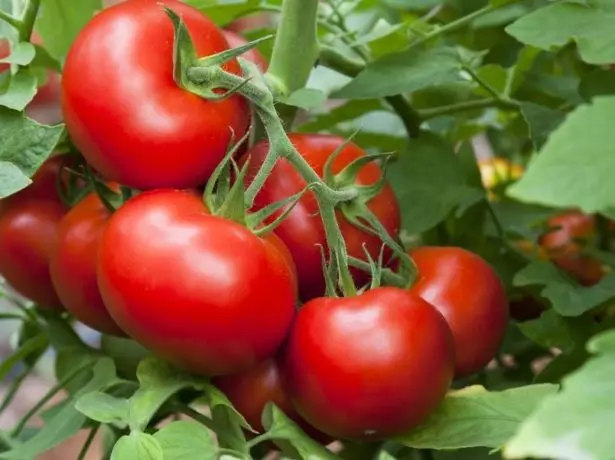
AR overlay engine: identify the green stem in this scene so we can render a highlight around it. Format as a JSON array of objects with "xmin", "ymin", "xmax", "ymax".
[
  {"xmin": 419, "ymin": 98, "xmax": 519, "ymax": 120},
  {"xmin": 264, "ymin": 0, "xmax": 319, "ymax": 126},
  {"xmin": 11, "ymin": 361, "xmax": 92, "ymax": 437},
  {"xmin": 77, "ymin": 424, "xmax": 100, "ymax": 460},
  {"xmin": 18, "ymin": 0, "xmax": 40, "ymax": 42},
  {"xmin": 408, "ymin": 1, "xmax": 522, "ymax": 49},
  {"xmin": 463, "ymin": 64, "xmax": 503, "ymax": 101},
  {"xmin": 0, "ymin": 9, "xmax": 20, "ymax": 30},
  {"xmin": 0, "ymin": 361, "xmax": 37, "ymax": 418}
]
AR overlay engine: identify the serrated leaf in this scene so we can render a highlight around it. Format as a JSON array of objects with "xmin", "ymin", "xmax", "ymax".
[
  {"xmin": 0, "ymin": 42, "xmax": 35, "ymax": 66},
  {"xmin": 0, "ymin": 107, "xmax": 64, "ymax": 198},
  {"xmin": 128, "ymin": 357, "xmax": 205, "ymax": 431},
  {"xmin": 35, "ymin": 0, "xmax": 102, "ymax": 60},
  {"xmin": 396, "ymin": 384, "xmax": 558, "ymax": 450},
  {"xmin": 278, "ymin": 88, "xmax": 326, "ymax": 110},
  {"xmin": 76, "ymin": 391, "xmax": 130, "ymax": 426},
  {"xmin": 153, "ymin": 421, "xmax": 216, "ymax": 460},
  {"xmin": 507, "ymin": 96, "xmax": 615, "ymax": 214},
  {"xmin": 262, "ymin": 404, "xmax": 338, "ymax": 460},
  {"xmin": 111, "ymin": 432, "xmax": 163, "ymax": 460},
  {"xmin": 504, "ymin": 330, "xmax": 615, "ymax": 460},
  {"xmin": 513, "ymin": 261, "xmax": 615, "ymax": 316},
  {"xmin": 505, "ymin": 0, "xmax": 615, "ymax": 65},
  {"xmin": 0, "ymin": 359, "xmax": 119, "ymax": 460},
  {"xmin": 332, "ymin": 47, "xmax": 462, "ymax": 99},
  {"xmin": 519, "ymin": 102, "xmax": 566, "ymax": 150},
  {"xmin": 0, "ymin": 70, "xmax": 37, "ymax": 110},
  {"xmin": 387, "ymin": 132, "xmax": 484, "ymax": 234}
]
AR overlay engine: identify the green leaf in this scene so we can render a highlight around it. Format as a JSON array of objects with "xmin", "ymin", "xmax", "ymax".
[
  {"xmin": 0, "ymin": 359, "xmax": 119, "ymax": 460},
  {"xmin": 0, "ymin": 71, "xmax": 37, "ymax": 110},
  {"xmin": 505, "ymin": 0, "xmax": 615, "ymax": 65},
  {"xmin": 0, "ymin": 108, "xmax": 64, "ymax": 198},
  {"xmin": 75, "ymin": 391, "xmax": 130, "ymax": 426},
  {"xmin": 332, "ymin": 47, "xmax": 462, "ymax": 100},
  {"xmin": 395, "ymin": 384, "xmax": 558, "ymax": 450},
  {"xmin": 519, "ymin": 102, "xmax": 566, "ymax": 150},
  {"xmin": 128, "ymin": 357, "xmax": 205, "ymax": 431},
  {"xmin": 579, "ymin": 69, "xmax": 615, "ymax": 100},
  {"xmin": 298, "ymin": 100, "xmax": 385, "ymax": 132},
  {"xmin": 514, "ymin": 261, "xmax": 615, "ymax": 317},
  {"xmin": 518, "ymin": 310, "xmax": 596, "ymax": 352},
  {"xmin": 0, "ymin": 42, "xmax": 35, "ymax": 65},
  {"xmin": 111, "ymin": 432, "xmax": 163, "ymax": 460},
  {"xmin": 184, "ymin": 0, "xmax": 259, "ymax": 26},
  {"xmin": 278, "ymin": 88, "xmax": 327, "ymax": 110},
  {"xmin": 262, "ymin": 403, "xmax": 338, "ymax": 460},
  {"xmin": 387, "ymin": 132, "xmax": 484, "ymax": 234},
  {"xmin": 507, "ymin": 96, "xmax": 615, "ymax": 214},
  {"xmin": 504, "ymin": 330, "xmax": 615, "ymax": 460},
  {"xmin": 35, "ymin": 0, "xmax": 102, "ymax": 60},
  {"xmin": 153, "ymin": 420, "xmax": 216, "ymax": 460}
]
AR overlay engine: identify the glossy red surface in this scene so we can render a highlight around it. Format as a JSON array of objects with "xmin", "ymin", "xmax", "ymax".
[
  {"xmin": 282, "ymin": 287, "xmax": 454, "ymax": 440},
  {"xmin": 97, "ymin": 189, "xmax": 296, "ymax": 376},
  {"xmin": 62, "ymin": 0, "xmax": 250, "ymax": 189}
]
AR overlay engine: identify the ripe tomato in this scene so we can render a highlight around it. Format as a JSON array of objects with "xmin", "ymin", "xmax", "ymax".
[
  {"xmin": 241, "ymin": 133, "xmax": 401, "ymax": 301},
  {"xmin": 282, "ymin": 287, "xmax": 454, "ymax": 440},
  {"xmin": 50, "ymin": 191, "xmax": 124, "ymax": 336},
  {"xmin": 62, "ymin": 0, "xmax": 250, "ymax": 190},
  {"xmin": 213, "ymin": 358, "xmax": 330, "ymax": 443},
  {"xmin": 539, "ymin": 211, "xmax": 604, "ymax": 286},
  {"xmin": 408, "ymin": 246, "xmax": 509, "ymax": 378},
  {"xmin": 0, "ymin": 198, "xmax": 65, "ymax": 309},
  {"xmin": 222, "ymin": 30, "xmax": 268, "ymax": 71},
  {"xmin": 97, "ymin": 189, "xmax": 296, "ymax": 376}
]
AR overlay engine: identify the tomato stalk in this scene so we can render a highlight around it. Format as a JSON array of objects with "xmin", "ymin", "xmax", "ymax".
[{"xmin": 17, "ymin": 0, "xmax": 40, "ymax": 42}]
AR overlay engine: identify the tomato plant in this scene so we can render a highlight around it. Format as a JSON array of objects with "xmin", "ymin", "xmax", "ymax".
[
  {"xmin": 241, "ymin": 133, "xmax": 400, "ymax": 301},
  {"xmin": 97, "ymin": 189, "xmax": 296, "ymax": 376},
  {"xmin": 61, "ymin": 0, "xmax": 250, "ymax": 190},
  {"xmin": 2, "ymin": 0, "xmax": 615, "ymax": 459},
  {"xmin": 282, "ymin": 287, "xmax": 454, "ymax": 440}
]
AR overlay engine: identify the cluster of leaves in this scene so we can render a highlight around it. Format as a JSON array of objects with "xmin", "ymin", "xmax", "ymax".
[{"xmin": 2, "ymin": 0, "xmax": 615, "ymax": 459}]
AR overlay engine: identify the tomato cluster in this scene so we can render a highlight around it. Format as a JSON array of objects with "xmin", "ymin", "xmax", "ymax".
[{"xmin": 0, "ymin": 0, "xmax": 510, "ymax": 446}]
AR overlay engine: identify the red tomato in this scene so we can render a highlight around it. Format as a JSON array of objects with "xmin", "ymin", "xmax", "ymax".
[
  {"xmin": 0, "ymin": 39, "xmax": 9, "ymax": 74},
  {"xmin": 97, "ymin": 189, "xmax": 296, "ymax": 376},
  {"xmin": 241, "ymin": 134, "xmax": 401, "ymax": 301},
  {"xmin": 62, "ymin": 0, "xmax": 250, "ymax": 190},
  {"xmin": 282, "ymin": 287, "xmax": 454, "ymax": 440},
  {"xmin": 0, "ymin": 198, "xmax": 65, "ymax": 309},
  {"xmin": 539, "ymin": 211, "xmax": 603, "ymax": 286},
  {"xmin": 222, "ymin": 30, "xmax": 268, "ymax": 71},
  {"xmin": 408, "ymin": 246, "xmax": 509, "ymax": 378},
  {"xmin": 50, "ymin": 191, "xmax": 124, "ymax": 336},
  {"xmin": 213, "ymin": 359, "xmax": 330, "ymax": 443}
]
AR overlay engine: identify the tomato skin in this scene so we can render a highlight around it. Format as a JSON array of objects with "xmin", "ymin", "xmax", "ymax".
[
  {"xmin": 222, "ymin": 30, "xmax": 268, "ymax": 71},
  {"xmin": 282, "ymin": 287, "xmax": 454, "ymax": 440},
  {"xmin": 0, "ymin": 198, "xmax": 65, "ymax": 309},
  {"xmin": 97, "ymin": 189, "xmax": 296, "ymax": 376},
  {"xmin": 540, "ymin": 211, "xmax": 603, "ymax": 286},
  {"xmin": 241, "ymin": 134, "xmax": 401, "ymax": 301},
  {"xmin": 50, "ymin": 192, "xmax": 124, "ymax": 336},
  {"xmin": 62, "ymin": 0, "xmax": 250, "ymax": 190},
  {"xmin": 408, "ymin": 246, "xmax": 509, "ymax": 378},
  {"xmin": 213, "ymin": 359, "xmax": 330, "ymax": 443}
]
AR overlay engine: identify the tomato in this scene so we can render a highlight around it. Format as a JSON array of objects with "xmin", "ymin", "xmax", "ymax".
[
  {"xmin": 214, "ymin": 358, "xmax": 330, "ymax": 443},
  {"xmin": 408, "ymin": 246, "xmax": 509, "ymax": 378},
  {"xmin": 50, "ymin": 191, "xmax": 124, "ymax": 336},
  {"xmin": 62, "ymin": 0, "xmax": 250, "ymax": 190},
  {"xmin": 97, "ymin": 189, "xmax": 296, "ymax": 376},
  {"xmin": 0, "ymin": 198, "xmax": 65, "ymax": 309},
  {"xmin": 222, "ymin": 30, "xmax": 268, "ymax": 71},
  {"xmin": 282, "ymin": 287, "xmax": 454, "ymax": 440},
  {"xmin": 241, "ymin": 133, "xmax": 401, "ymax": 301},
  {"xmin": 539, "ymin": 211, "xmax": 604, "ymax": 286},
  {"xmin": 0, "ymin": 39, "xmax": 9, "ymax": 74}
]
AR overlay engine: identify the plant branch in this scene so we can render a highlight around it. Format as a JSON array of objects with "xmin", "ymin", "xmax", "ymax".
[
  {"xmin": 77, "ymin": 424, "xmax": 100, "ymax": 460},
  {"xmin": 419, "ymin": 98, "xmax": 520, "ymax": 120},
  {"xmin": 18, "ymin": 0, "xmax": 40, "ymax": 42},
  {"xmin": 463, "ymin": 64, "xmax": 503, "ymax": 101},
  {"xmin": 0, "ymin": 9, "xmax": 20, "ymax": 30}
]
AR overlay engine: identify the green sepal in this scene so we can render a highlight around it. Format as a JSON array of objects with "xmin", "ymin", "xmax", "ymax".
[
  {"xmin": 250, "ymin": 184, "xmax": 314, "ymax": 237},
  {"xmin": 84, "ymin": 164, "xmax": 123, "ymax": 213},
  {"xmin": 322, "ymin": 130, "xmax": 360, "ymax": 185},
  {"xmin": 195, "ymin": 35, "xmax": 274, "ymax": 69},
  {"xmin": 335, "ymin": 151, "xmax": 395, "ymax": 202}
]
